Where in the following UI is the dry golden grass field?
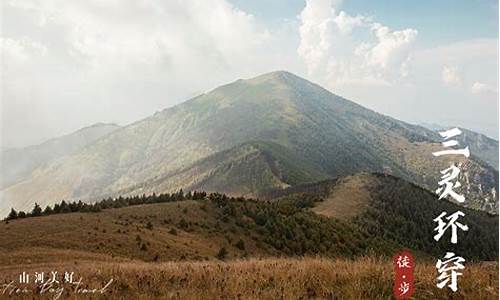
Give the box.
[0,200,278,265]
[0,257,497,299]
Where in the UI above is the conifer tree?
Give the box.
[7,208,18,220]
[31,202,42,216]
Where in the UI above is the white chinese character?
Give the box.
[64,272,74,283]
[19,272,29,284]
[432,147,470,157]
[399,281,410,296]
[432,128,470,158]
[433,211,469,244]
[436,252,465,292]
[47,271,59,284]
[34,272,44,284]
[436,164,465,203]
[396,255,411,268]
[438,127,462,139]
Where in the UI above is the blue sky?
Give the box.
[343,0,498,46]
[2,0,499,147]
[231,0,498,46]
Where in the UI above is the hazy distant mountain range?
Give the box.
[1,123,120,189]
[1,71,497,216]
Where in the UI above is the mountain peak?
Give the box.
[256,70,297,78]
[205,71,317,100]
[246,70,306,85]
[198,70,316,109]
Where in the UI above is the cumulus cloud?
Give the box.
[2,0,298,147]
[471,82,498,94]
[442,66,462,86]
[364,24,417,69]
[334,11,368,35]
[298,0,417,88]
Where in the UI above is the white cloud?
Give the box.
[362,23,417,70]
[348,39,498,138]
[0,37,47,65]
[298,0,417,88]
[5,0,271,71]
[471,82,498,94]
[2,0,299,147]
[442,66,462,86]
[334,11,368,34]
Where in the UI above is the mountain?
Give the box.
[1,71,497,216]
[0,123,120,188]
[2,173,497,264]
[419,122,498,169]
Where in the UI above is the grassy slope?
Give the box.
[0,200,277,266]
[116,141,330,198]
[1,173,497,265]
[311,174,373,220]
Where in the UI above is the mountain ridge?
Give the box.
[1,71,497,216]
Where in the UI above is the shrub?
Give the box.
[178,218,189,229]
[235,239,245,250]
[216,247,228,260]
